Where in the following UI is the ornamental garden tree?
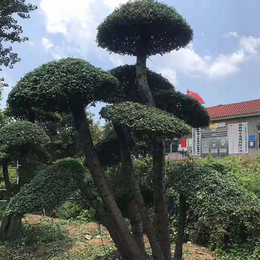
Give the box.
[0,120,50,199]
[101,67,209,259]
[7,58,148,260]
[101,102,191,259]
[0,120,50,241]
[97,2,199,259]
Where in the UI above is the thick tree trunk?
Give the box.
[71,104,147,260]
[114,125,164,260]
[153,137,171,260]
[136,55,155,107]
[174,194,187,260]
[77,180,128,258]
[0,216,21,242]
[2,162,12,202]
[114,126,146,256]
[128,200,145,253]
[136,55,171,260]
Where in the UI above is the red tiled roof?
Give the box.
[207,99,260,119]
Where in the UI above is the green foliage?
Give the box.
[106,156,154,216]
[0,121,49,151]
[101,101,191,138]
[7,58,121,118]
[0,0,37,68]
[22,216,67,245]
[57,201,95,222]
[196,156,260,198]
[155,90,210,128]
[4,158,86,217]
[97,0,193,56]
[110,65,210,128]
[166,160,260,252]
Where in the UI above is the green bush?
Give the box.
[166,158,260,259]
[57,201,95,222]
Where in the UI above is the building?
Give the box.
[166,98,260,159]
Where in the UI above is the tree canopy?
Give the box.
[7,58,121,117]
[0,0,37,68]
[0,120,49,153]
[97,0,193,56]
[110,65,210,128]
[4,158,85,217]
[101,101,191,138]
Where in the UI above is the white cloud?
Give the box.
[209,50,245,77]
[41,37,63,60]
[239,36,260,54]
[151,34,260,79]
[160,68,178,86]
[42,37,53,51]
[39,0,260,81]
[228,31,239,38]
[101,0,128,10]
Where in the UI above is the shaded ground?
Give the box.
[0,214,218,260]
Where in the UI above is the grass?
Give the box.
[0,214,218,260]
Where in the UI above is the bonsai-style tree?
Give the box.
[0,120,50,199]
[7,58,148,259]
[97,2,198,259]
[101,101,191,259]
[0,120,50,241]
[108,64,209,259]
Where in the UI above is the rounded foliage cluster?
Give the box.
[110,64,174,102]
[5,158,86,217]
[7,58,121,117]
[155,90,210,128]
[100,101,191,138]
[0,121,50,151]
[110,65,210,128]
[97,0,193,56]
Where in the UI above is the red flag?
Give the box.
[181,138,187,148]
[187,90,205,104]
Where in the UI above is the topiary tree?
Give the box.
[97,2,197,258]
[6,58,147,260]
[101,101,191,258]
[0,120,50,199]
[0,120,50,241]
[97,0,192,107]
[108,64,209,260]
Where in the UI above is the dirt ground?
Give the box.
[0,214,218,260]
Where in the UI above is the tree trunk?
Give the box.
[71,104,147,260]
[136,55,155,107]
[153,137,171,260]
[128,200,145,253]
[2,162,12,202]
[174,194,187,260]
[114,125,146,255]
[136,55,171,260]
[6,216,21,242]
[114,125,164,260]
[0,215,21,242]
[77,180,128,259]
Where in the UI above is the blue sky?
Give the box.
[2,0,260,122]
